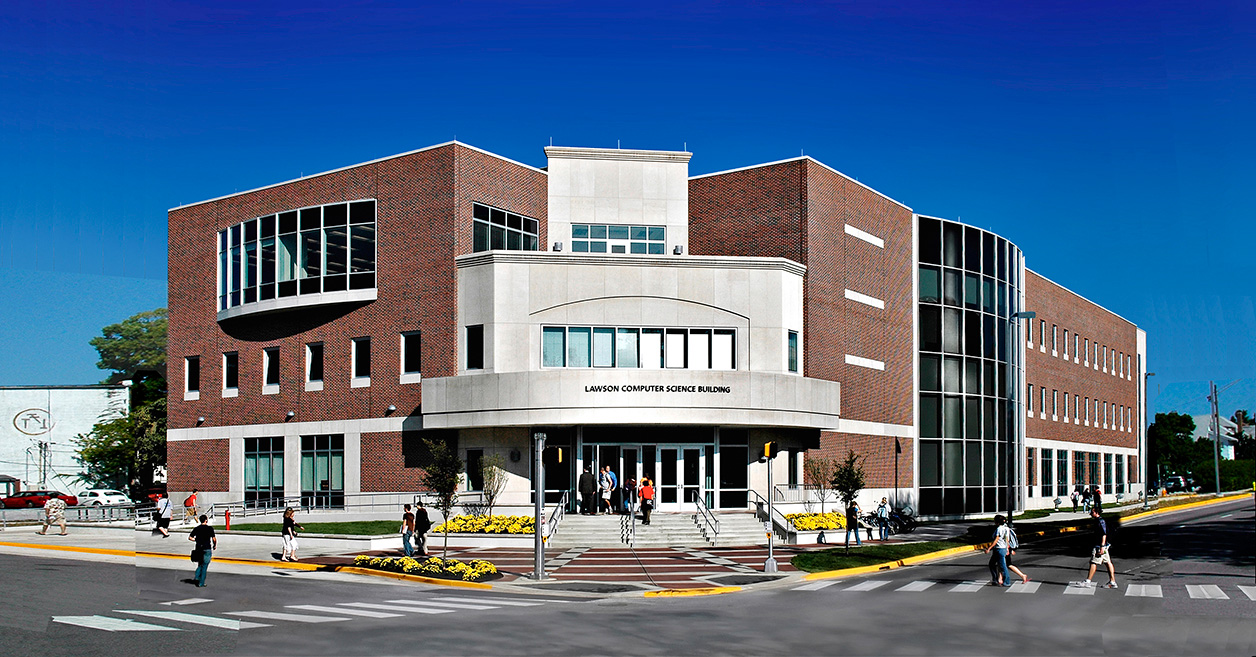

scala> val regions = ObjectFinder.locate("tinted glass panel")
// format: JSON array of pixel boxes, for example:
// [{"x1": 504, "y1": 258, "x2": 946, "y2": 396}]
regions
[{"x1": 919, "y1": 217, "x2": 941, "y2": 265}]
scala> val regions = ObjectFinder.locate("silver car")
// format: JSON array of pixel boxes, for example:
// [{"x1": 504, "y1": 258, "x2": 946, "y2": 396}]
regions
[{"x1": 79, "y1": 489, "x2": 131, "y2": 506}]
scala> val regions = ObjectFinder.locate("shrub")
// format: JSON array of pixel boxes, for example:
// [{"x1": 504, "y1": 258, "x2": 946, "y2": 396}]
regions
[
  {"x1": 785, "y1": 512, "x2": 845, "y2": 530},
  {"x1": 352, "y1": 554, "x2": 499, "y2": 582},
  {"x1": 431, "y1": 514, "x2": 535, "y2": 534}
]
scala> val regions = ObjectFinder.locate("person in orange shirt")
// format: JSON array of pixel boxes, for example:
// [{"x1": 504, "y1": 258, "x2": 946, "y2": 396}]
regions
[{"x1": 638, "y1": 477, "x2": 655, "y2": 526}]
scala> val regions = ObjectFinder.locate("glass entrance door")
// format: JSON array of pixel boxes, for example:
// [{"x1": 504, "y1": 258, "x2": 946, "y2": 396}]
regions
[{"x1": 656, "y1": 445, "x2": 705, "y2": 512}]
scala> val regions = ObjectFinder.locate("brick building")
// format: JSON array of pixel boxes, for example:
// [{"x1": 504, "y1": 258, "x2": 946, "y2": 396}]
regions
[{"x1": 166, "y1": 142, "x2": 1146, "y2": 518}]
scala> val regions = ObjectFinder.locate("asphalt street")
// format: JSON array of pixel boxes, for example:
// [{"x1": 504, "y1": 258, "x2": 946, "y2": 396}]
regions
[{"x1": 1, "y1": 495, "x2": 1251, "y2": 657}]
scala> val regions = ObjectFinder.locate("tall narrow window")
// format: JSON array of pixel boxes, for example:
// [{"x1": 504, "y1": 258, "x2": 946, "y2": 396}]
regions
[
  {"x1": 223, "y1": 352, "x2": 239, "y2": 395},
  {"x1": 401, "y1": 331, "x2": 422, "y2": 382},
  {"x1": 352, "y1": 337, "x2": 371, "y2": 386},
  {"x1": 712, "y1": 330, "x2": 735, "y2": 370},
  {"x1": 263, "y1": 347, "x2": 280, "y2": 394},
  {"x1": 1063, "y1": 392, "x2": 1069, "y2": 422},
  {"x1": 306, "y1": 343, "x2": 324, "y2": 391},
  {"x1": 788, "y1": 331, "x2": 799, "y2": 373},
  {"x1": 185, "y1": 356, "x2": 201, "y2": 400},
  {"x1": 542, "y1": 327, "x2": 565, "y2": 368},
  {"x1": 665, "y1": 329, "x2": 687, "y2": 368},
  {"x1": 1052, "y1": 324, "x2": 1058, "y2": 353},
  {"x1": 1039, "y1": 320, "x2": 1046, "y2": 348},
  {"x1": 1062, "y1": 330, "x2": 1069, "y2": 358},
  {"x1": 467, "y1": 325, "x2": 484, "y2": 370},
  {"x1": 1052, "y1": 390, "x2": 1058, "y2": 418},
  {"x1": 1027, "y1": 384, "x2": 1033, "y2": 415},
  {"x1": 641, "y1": 329, "x2": 664, "y2": 369}
]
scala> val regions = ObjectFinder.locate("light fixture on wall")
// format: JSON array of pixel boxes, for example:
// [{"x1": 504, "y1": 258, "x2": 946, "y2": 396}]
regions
[
  {"x1": 285, "y1": 411, "x2": 295, "y2": 421},
  {"x1": 553, "y1": 242, "x2": 563, "y2": 252},
  {"x1": 196, "y1": 417, "x2": 205, "y2": 426},
  {"x1": 509, "y1": 449, "x2": 521, "y2": 463},
  {"x1": 386, "y1": 404, "x2": 397, "y2": 415},
  {"x1": 673, "y1": 245, "x2": 684, "y2": 255}
]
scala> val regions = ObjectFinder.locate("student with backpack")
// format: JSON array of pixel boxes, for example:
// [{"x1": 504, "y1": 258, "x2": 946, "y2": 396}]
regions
[{"x1": 983, "y1": 515, "x2": 1014, "y2": 587}]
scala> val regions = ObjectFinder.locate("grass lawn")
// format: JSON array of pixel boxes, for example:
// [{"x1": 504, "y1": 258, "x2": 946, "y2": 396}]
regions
[
  {"x1": 224, "y1": 520, "x2": 399, "y2": 535},
  {"x1": 792, "y1": 537, "x2": 984, "y2": 572}
]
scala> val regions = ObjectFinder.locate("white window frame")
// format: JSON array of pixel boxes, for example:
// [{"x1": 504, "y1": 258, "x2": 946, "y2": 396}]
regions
[
  {"x1": 262, "y1": 347, "x2": 280, "y2": 395},
  {"x1": 184, "y1": 356, "x2": 200, "y2": 401},
  {"x1": 305, "y1": 342, "x2": 324, "y2": 392},
  {"x1": 1062, "y1": 329, "x2": 1069, "y2": 359},
  {"x1": 400, "y1": 331, "x2": 422, "y2": 385},
  {"x1": 351, "y1": 337, "x2": 371, "y2": 388},
  {"x1": 222, "y1": 352, "x2": 239, "y2": 398},
  {"x1": 1052, "y1": 389, "x2": 1058, "y2": 421},
  {"x1": 1063, "y1": 392, "x2": 1069, "y2": 422},
  {"x1": 1027, "y1": 384, "x2": 1034, "y2": 416},
  {"x1": 1051, "y1": 324, "x2": 1058, "y2": 356}
]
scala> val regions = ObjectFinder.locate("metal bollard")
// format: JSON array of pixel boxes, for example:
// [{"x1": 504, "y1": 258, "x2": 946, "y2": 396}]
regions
[{"x1": 225, "y1": 509, "x2": 231, "y2": 531}]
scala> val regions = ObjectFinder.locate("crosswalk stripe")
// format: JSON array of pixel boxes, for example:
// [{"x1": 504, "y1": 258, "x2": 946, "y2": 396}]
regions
[
  {"x1": 895, "y1": 581, "x2": 935, "y2": 592},
  {"x1": 1064, "y1": 582, "x2": 1096, "y2": 596},
  {"x1": 117, "y1": 610, "x2": 268, "y2": 630},
  {"x1": 1007, "y1": 581, "x2": 1041, "y2": 594},
  {"x1": 430, "y1": 596, "x2": 545, "y2": 607},
  {"x1": 53, "y1": 615, "x2": 180, "y2": 632},
  {"x1": 341, "y1": 602, "x2": 454, "y2": 615},
  {"x1": 385, "y1": 599, "x2": 497, "y2": 610},
  {"x1": 288, "y1": 605, "x2": 402, "y2": 618},
  {"x1": 792, "y1": 581, "x2": 838, "y2": 591},
  {"x1": 1238, "y1": 586, "x2": 1256, "y2": 601},
  {"x1": 949, "y1": 581, "x2": 986, "y2": 593},
  {"x1": 844, "y1": 580, "x2": 889, "y2": 592},
  {"x1": 1125, "y1": 584, "x2": 1163, "y2": 598},
  {"x1": 160, "y1": 598, "x2": 212, "y2": 606},
  {"x1": 225, "y1": 611, "x2": 349, "y2": 623},
  {"x1": 1186, "y1": 585, "x2": 1229, "y2": 600}
]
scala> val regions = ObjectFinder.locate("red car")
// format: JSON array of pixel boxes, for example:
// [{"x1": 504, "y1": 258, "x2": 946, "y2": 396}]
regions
[{"x1": 1, "y1": 490, "x2": 78, "y2": 508}]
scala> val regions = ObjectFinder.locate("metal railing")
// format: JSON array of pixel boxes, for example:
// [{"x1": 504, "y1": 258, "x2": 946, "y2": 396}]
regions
[
  {"x1": 2, "y1": 504, "x2": 148, "y2": 530},
  {"x1": 208, "y1": 491, "x2": 449, "y2": 522},
  {"x1": 619, "y1": 504, "x2": 635, "y2": 547},
  {"x1": 750, "y1": 489, "x2": 794, "y2": 539},
  {"x1": 544, "y1": 491, "x2": 568, "y2": 542},
  {"x1": 691, "y1": 490, "x2": 720, "y2": 546}
]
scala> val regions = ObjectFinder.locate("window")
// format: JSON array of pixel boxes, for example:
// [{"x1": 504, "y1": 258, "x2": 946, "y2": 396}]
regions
[
  {"x1": 788, "y1": 331, "x2": 799, "y2": 373},
  {"x1": 401, "y1": 332, "x2": 422, "y2": 383},
  {"x1": 263, "y1": 348, "x2": 279, "y2": 394},
  {"x1": 352, "y1": 337, "x2": 371, "y2": 386},
  {"x1": 571, "y1": 223, "x2": 665, "y2": 254},
  {"x1": 1027, "y1": 448, "x2": 1036, "y2": 496},
  {"x1": 1104, "y1": 454, "x2": 1113, "y2": 494},
  {"x1": 302, "y1": 434, "x2": 344, "y2": 508},
  {"x1": 1040, "y1": 388, "x2": 1046, "y2": 416},
  {"x1": 222, "y1": 352, "x2": 239, "y2": 395},
  {"x1": 1062, "y1": 329, "x2": 1068, "y2": 358},
  {"x1": 1102, "y1": 345, "x2": 1108, "y2": 371},
  {"x1": 218, "y1": 200, "x2": 376, "y2": 311},
  {"x1": 1026, "y1": 384, "x2": 1033, "y2": 415},
  {"x1": 1039, "y1": 320, "x2": 1046, "y2": 348},
  {"x1": 467, "y1": 325, "x2": 484, "y2": 370},
  {"x1": 1084, "y1": 338, "x2": 1089, "y2": 364},
  {"x1": 1052, "y1": 324, "x2": 1058, "y2": 353},
  {"x1": 1063, "y1": 392, "x2": 1069, "y2": 422},
  {"x1": 1041, "y1": 448, "x2": 1053, "y2": 498},
  {"x1": 1073, "y1": 334, "x2": 1079, "y2": 361},
  {"x1": 1115, "y1": 454, "x2": 1125, "y2": 494},
  {"x1": 541, "y1": 325, "x2": 736, "y2": 371},
  {"x1": 306, "y1": 343, "x2": 324, "y2": 391},
  {"x1": 472, "y1": 202, "x2": 539, "y2": 252},
  {"x1": 244, "y1": 437, "x2": 284, "y2": 506},
  {"x1": 185, "y1": 356, "x2": 200, "y2": 400},
  {"x1": 1057, "y1": 450, "x2": 1068, "y2": 496}
]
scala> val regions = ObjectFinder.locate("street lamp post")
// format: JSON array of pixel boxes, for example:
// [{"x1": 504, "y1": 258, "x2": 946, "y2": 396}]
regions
[{"x1": 1141, "y1": 370, "x2": 1154, "y2": 510}]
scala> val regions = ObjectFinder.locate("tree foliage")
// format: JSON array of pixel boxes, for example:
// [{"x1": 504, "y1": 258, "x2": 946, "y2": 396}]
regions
[
  {"x1": 1148, "y1": 412, "x2": 1209, "y2": 479},
  {"x1": 1230, "y1": 409, "x2": 1254, "y2": 460},
  {"x1": 90, "y1": 308, "x2": 168, "y2": 380},
  {"x1": 419, "y1": 437, "x2": 465, "y2": 557},
  {"x1": 75, "y1": 398, "x2": 167, "y2": 493},
  {"x1": 479, "y1": 453, "x2": 509, "y2": 518},
  {"x1": 803, "y1": 456, "x2": 835, "y2": 513},
  {"x1": 830, "y1": 450, "x2": 866, "y2": 508}
]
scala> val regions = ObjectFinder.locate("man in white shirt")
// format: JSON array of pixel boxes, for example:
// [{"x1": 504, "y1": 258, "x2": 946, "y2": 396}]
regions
[{"x1": 155, "y1": 492, "x2": 173, "y2": 538}]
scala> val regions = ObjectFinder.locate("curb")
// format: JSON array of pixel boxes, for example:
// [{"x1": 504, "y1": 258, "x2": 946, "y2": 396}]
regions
[
  {"x1": 643, "y1": 586, "x2": 742, "y2": 597},
  {"x1": 800, "y1": 492, "x2": 1251, "y2": 582},
  {"x1": 336, "y1": 566, "x2": 493, "y2": 589},
  {"x1": 0, "y1": 541, "x2": 137, "y2": 557}
]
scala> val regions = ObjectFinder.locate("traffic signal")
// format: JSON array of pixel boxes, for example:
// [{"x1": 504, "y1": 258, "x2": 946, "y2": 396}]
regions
[{"x1": 764, "y1": 441, "x2": 778, "y2": 460}]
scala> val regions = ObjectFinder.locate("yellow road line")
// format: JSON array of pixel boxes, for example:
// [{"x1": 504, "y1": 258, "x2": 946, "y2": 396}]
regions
[
  {"x1": 0, "y1": 541, "x2": 135, "y2": 557},
  {"x1": 644, "y1": 586, "x2": 742, "y2": 597}
]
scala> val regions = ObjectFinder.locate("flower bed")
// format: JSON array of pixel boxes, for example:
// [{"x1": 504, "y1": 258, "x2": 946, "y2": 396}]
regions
[
  {"x1": 431, "y1": 514, "x2": 535, "y2": 534},
  {"x1": 785, "y1": 512, "x2": 845, "y2": 530},
  {"x1": 352, "y1": 555, "x2": 499, "y2": 582}
]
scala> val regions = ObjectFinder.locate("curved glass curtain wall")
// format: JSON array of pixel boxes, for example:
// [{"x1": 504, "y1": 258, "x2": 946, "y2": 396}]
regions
[{"x1": 917, "y1": 217, "x2": 1023, "y2": 516}]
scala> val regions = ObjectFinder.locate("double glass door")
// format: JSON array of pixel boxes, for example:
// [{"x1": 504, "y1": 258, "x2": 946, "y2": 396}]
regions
[{"x1": 587, "y1": 444, "x2": 706, "y2": 512}]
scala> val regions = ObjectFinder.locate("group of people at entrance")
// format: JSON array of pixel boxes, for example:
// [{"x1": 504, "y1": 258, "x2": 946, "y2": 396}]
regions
[
  {"x1": 577, "y1": 465, "x2": 654, "y2": 524},
  {"x1": 983, "y1": 507, "x2": 1118, "y2": 588}
]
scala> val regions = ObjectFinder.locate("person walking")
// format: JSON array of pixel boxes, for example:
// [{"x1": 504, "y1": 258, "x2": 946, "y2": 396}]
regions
[
  {"x1": 1083, "y1": 507, "x2": 1118, "y2": 588},
  {"x1": 623, "y1": 477, "x2": 637, "y2": 516},
  {"x1": 875, "y1": 497, "x2": 891, "y2": 541},
  {"x1": 1092, "y1": 485, "x2": 1103, "y2": 512},
  {"x1": 281, "y1": 507, "x2": 304, "y2": 561},
  {"x1": 1081, "y1": 486, "x2": 1092, "y2": 513},
  {"x1": 36, "y1": 496, "x2": 68, "y2": 536},
  {"x1": 578, "y1": 466, "x2": 597, "y2": 515},
  {"x1": 182, "y1": 488, "x2": 199, "y2": 525},
  {"x1": 844, "y1": 500, "x2": 863, "y2": 549},
  {"x1": 400, "y1": 504, "x2": 416, "y2": 557},
  {"x1": 1070, "y1": 488, "x2": 1080, "y2": 513},
  {"x1": 607, "y1": 466, "x2": 620, "y2": 514},
  {"x1": 983, "y1": 514, "x2": 1013, "y2": 587},
  {"x1": 413, "y1": 500, "x2": 431, "y2": 556},
  {"x1": 638, "y1": 477, "x2": 655, "y2": 525},
  {"x1": 154, "y1": 492, "x2": 173, "y2": 538},
  {"x1": 188, "y1": 515, "x2": 216, "y2": 587},
  {"x1": 599, "y1": 466, "x2": 614, "y2": 515}
]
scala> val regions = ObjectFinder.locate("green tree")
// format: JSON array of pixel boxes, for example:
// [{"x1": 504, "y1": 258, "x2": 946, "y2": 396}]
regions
[
  {"x1": 90, "y1": 308, "x2": 167, "y2": 381},
  {"x1": 830, "y1": 450, "x2": 866, "y2": 508},
  {"x1": 1148, "y1": 412, "x2": 1209, "y2": 479},
  {"x1": 75, "y1": 398, "x2": 167, "y2": 493},
  {"x1": 1231, "y1": 410, "x2": 1254, "y2": 460},
  {"x1": 420, "y1": 437, "x2": 465, "y2": 557}
]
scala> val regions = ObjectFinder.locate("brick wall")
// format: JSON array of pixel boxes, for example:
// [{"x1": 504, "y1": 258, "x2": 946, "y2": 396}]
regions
[
  {"x1": 360, "y1": 431, "x2": 426, "y2": 492},
  {"x1": 1024, "y1": 270, "x2": 1139, "y2": 450},
  {"x1": 167, "y1": 439, "x2": 229, "y2": 492}
]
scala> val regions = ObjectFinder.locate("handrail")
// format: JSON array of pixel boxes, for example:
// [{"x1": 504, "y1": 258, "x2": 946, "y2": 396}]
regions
[
  {"x1": 619, "y1": 504, "x2": 635, "y2": 547},
  {"x1": 691, "y1": 490, "x2": 719, "y2": 546},
  {"x1": 750, "y1": 489, "x2": 794, "y2": 538},
  {"x1": 544, "y1": 491, "x2": 568, "y2": 542}
]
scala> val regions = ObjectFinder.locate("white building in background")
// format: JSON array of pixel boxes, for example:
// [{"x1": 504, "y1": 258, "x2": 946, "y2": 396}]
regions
[
  {"x1": 0, "y1": 385, "x2": 129, "y2": 496},
  {"x1": 1191, "y1": 414, "x2": 1252, "y2": 461}
]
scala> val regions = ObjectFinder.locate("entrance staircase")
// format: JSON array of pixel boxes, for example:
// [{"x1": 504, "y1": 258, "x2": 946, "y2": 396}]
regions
[{"x1": 546, "y1": 511, "x2": 769, "y2": 549}]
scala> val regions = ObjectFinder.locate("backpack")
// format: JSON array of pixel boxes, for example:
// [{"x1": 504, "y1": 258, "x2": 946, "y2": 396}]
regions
[
  {"x1": 183, "y1": 496, "x2": 195, "y2": 507},
  {"x1": 1007, "y1": 527, "x2": 1019, "y2": 549}
]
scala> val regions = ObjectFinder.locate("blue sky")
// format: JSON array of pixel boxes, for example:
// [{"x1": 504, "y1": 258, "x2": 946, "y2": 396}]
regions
[{"x1": 0, "y1": 1, "x2": 1251, "y2": 415}]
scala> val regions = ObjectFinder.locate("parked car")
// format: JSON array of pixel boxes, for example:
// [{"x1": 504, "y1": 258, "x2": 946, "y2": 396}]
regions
[
  {"x1": 78, "y1": 489, "x2": 131, "y2": 506},
  {"x1": 1, "y1": 490, "x2": 78, "y2": 508},
  {"x1": 129, "y1": 483, "x2": 166, "y2": 506}
]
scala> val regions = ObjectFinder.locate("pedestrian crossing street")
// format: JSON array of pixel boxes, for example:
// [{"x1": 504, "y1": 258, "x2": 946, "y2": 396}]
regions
[
  {"x1": 792, "y1": 579, "x2": 1256, "y2": 602},
  {"x1": 51, "y1": 594, "x2": 572, "y2": 633}
]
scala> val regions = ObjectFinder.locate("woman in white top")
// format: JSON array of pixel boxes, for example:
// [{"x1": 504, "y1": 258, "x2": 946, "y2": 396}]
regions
[{"x1": 983, "y1": 514, "x2": 1013, "y2": 587}]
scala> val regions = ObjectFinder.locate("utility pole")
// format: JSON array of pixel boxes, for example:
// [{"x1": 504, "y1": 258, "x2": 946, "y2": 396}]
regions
[
  {"x1": 1141, "y1": 369, "x2": 1154, "y2": 510},
  {"x1": 532, "y1": 431, "x2": 547, "y2": 580},
  {"x1": 1207, "y1": 380, "x2": 1240, "y2": 495}
]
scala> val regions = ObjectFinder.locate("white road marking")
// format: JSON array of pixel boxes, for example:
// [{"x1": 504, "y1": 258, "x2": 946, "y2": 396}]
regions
[
  {"x1": 791, "y1": 581, "x2": 838, "y2": 591},
  {"x1": 949, "y1": 581, "x2": 986, "y2": 593},
  {"x1": 1007, "y1": 581, "x2": 1041, "y2": 594},
  {"x1": 895, "y1": 581, "x2": 935, "y2": 592},
  {"x1": 52, "y1": 615, "x2": 180, "y2": 632},
  {"x1": 160, "y1": 598, "x2": 213, "y2": 606},
  {"x1": 385, "y1": 599, "x2": 498, "y2": 610},
  {"x1": 1125, "y1": 584, "x2": 1163, "y2": 598},
  {"x1": 1238, "y1": 586, "x2": 1256, "y2": 601},
  {"x1": 844, "y1": 580, "x2": 889, "y2": 592},
  {"x1": 225, "y1": 610, "x2": 350, "y2": 623},
  {"x1": 287, "y1": 605, "x2": 402, "y2": 618},
  {"x1": 1218, "y1": 514, "x2": 1232, "y2": 518},
  {"x1": 341, "y1": 602, "x2": 454, "y2": 615},
  {"x1": 1064, "y1": 582, "x2": 1096, "y2": 596},
  {"x1": 1186, "y1": 584, "x2": 1229, "y2": 600},
  {"x1": 118, "y1": 610, "x2": 268, "y2": 630},
  {"x1": 430, "y1": 596, "x2": 545, "y2": 607}
]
